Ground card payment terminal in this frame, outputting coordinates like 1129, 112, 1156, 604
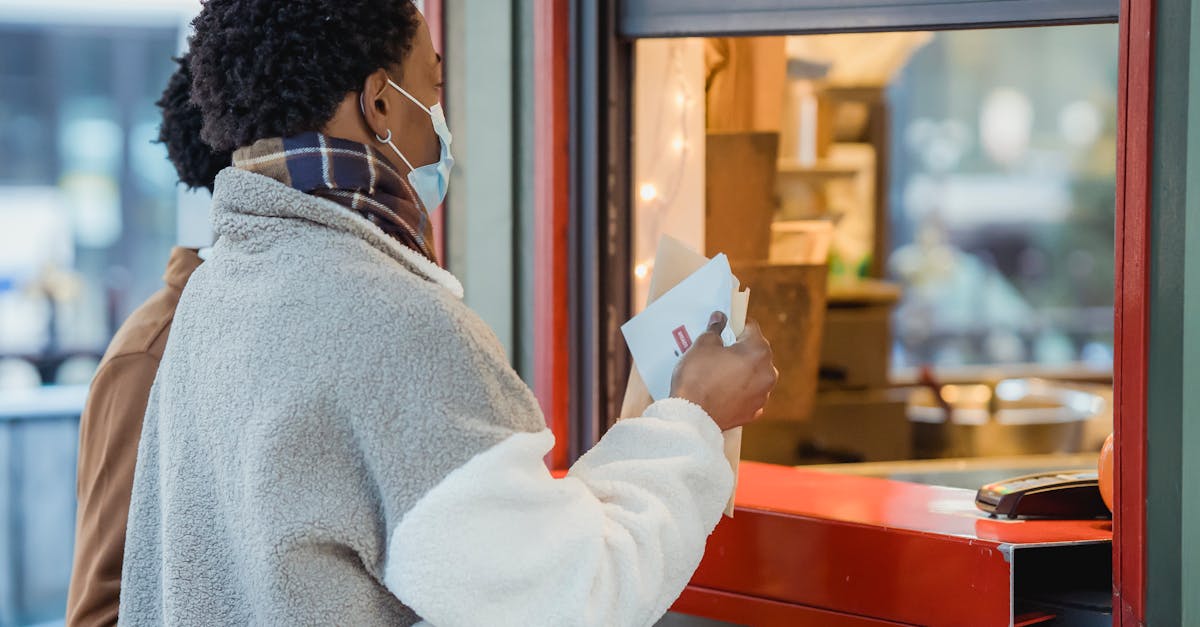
976, 470, 1111, 519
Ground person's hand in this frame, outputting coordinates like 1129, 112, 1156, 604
670, 311, 778, 431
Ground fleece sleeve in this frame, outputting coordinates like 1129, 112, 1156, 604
382, 397, 733, 627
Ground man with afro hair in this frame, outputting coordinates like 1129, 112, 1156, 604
155, 55, 230, 193
66, 53, 230, 627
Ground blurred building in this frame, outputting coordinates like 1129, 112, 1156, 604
0, 2, 195, 623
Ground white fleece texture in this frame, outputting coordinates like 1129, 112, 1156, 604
385, 398, 732, 627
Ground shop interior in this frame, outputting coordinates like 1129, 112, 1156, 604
631, 24, 1118, 491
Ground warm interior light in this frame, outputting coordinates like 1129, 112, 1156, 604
675, 92, 687, 108
638, 183, 658, 202
671, 136, 686, 153
634, 263, 650, 280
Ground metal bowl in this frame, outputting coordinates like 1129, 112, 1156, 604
908, 378, 1106, 459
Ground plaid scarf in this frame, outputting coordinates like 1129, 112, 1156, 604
232, 132, 437, 263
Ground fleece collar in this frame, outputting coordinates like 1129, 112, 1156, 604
210, 167, 463, 299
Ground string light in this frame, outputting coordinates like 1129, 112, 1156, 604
632, 42, 696, 309
638, 183, 659, 203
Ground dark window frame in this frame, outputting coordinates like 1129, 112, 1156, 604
618, 0, 1120, 39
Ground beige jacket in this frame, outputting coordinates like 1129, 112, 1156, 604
67, 247, 202, 627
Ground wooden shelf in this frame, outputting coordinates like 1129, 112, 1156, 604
777, 159, 861, 180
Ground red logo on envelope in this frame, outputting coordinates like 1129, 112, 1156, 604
672, 325, 693, 354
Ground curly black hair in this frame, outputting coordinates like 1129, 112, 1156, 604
188, 0, 421, 152
156, 53, 232, 192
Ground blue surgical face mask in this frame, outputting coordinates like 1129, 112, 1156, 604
374, 78, 454, 210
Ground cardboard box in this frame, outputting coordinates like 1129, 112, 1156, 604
741, 388, 912, 465
705, 131, 778, 263
819, 279, 900, 390
733, 262, 827, 422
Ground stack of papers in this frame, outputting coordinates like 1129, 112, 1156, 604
620, 253, 737, 401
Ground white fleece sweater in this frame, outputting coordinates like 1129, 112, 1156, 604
118, 167, 733, 626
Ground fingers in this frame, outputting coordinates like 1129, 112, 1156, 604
747, 322, 778, 400
691, 311, 728, 350
736, 318, 760, 341
737, 319, 770, 347
734, 318, 772, 362
738, 373, 776, 427
732, 407, 767, 430
706, 311, 728, 335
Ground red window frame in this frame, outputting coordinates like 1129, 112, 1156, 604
532, 1, 1154, 622
532, 0, 572, 470
1114, 0, 1152, 623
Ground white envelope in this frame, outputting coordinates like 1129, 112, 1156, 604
619, 236, 749, 517
620, 253, 737, 401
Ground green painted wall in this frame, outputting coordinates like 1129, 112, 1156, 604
1149, 0, 1200, 623
1183, 0, 1200, 622
445, 0, 517, 358
442, 0, 537, 382
514, 0, 536, 385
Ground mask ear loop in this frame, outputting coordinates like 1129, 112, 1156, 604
375, 128, 417, 172
361, 85, 418, 173
387, 77, 434, 115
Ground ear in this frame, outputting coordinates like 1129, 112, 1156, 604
359, 68, 394, 140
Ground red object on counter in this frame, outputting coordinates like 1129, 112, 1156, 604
674, 462, 1111, 627
1099, 433, 1115, 513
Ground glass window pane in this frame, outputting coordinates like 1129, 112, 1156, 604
887, 25, 1118, 371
